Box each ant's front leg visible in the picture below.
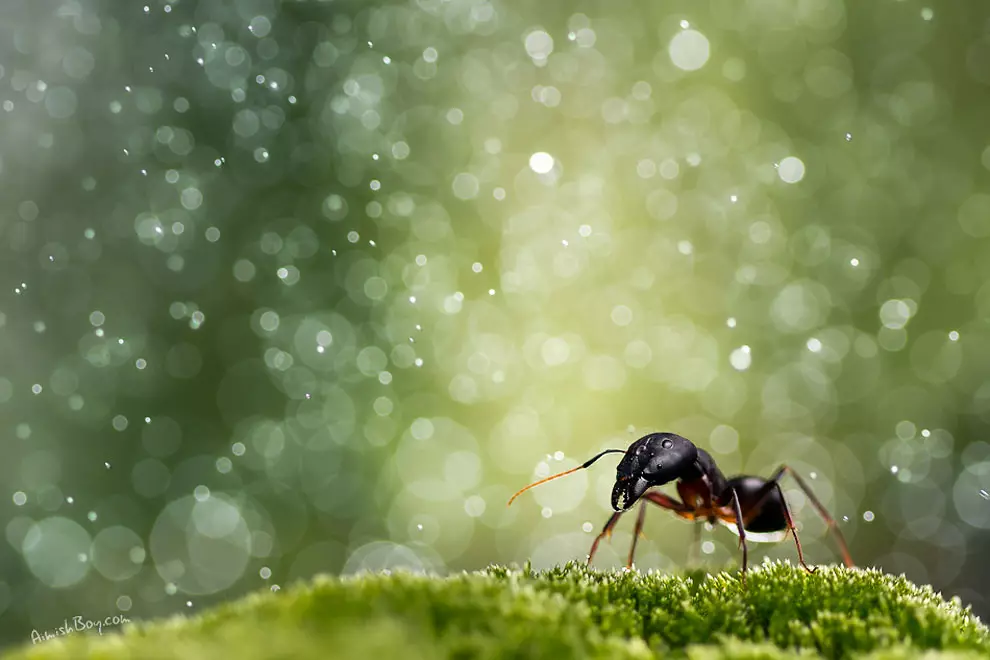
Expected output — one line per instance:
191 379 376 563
687 521 703 568
587 511 623 565
626 501 648 569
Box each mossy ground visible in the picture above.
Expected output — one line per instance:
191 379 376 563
5 561 987 660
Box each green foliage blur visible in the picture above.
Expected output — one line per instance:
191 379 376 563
2 0 990 648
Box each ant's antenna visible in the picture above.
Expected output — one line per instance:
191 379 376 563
507 449 627 507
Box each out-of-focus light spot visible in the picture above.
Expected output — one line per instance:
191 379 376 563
778 156 806 183
13 491 26 506
464 496 486 517
679 20 690 29
949 331 960 341
452 173 479 199
896 420 916 440
529 152 554 174
582 522 593 533
807 338 822 352
850 258 860 266
541 337 570 366
863 510 875 522
921 7 933 20
668 29 710 71
677 240 693 255
730 346 752 371
524 30 554 61
880 299 913 329
845 132 853 141
701 540 715 554
611 305 633 326
541 507 552 518
727 317 737 328
422 47 438 63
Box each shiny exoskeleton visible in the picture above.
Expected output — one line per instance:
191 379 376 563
508 432 854 583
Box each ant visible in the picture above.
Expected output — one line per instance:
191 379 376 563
507 432 854 583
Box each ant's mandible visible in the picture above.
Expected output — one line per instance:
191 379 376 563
507 432 854 583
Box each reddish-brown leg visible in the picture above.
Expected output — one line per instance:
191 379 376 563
587 511 623 565
730 488 748 587
626 501 648 569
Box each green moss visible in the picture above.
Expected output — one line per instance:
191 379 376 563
7 562 987 660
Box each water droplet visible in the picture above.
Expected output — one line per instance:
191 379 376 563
980 489 989 500
845 132 852 141
271 585 280 592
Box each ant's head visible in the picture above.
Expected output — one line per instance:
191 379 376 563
506 431 697 512
611 433 697 511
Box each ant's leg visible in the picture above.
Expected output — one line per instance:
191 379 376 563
730 488 748 586
751 466 854 568
587 511 623 565
688 521 702 568
774 480 816 573
641 491 690 512
641 491 694 567
626 501 648 569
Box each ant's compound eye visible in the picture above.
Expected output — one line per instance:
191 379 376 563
661 438 673 449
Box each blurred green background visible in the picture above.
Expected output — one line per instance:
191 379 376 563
3 0 990 648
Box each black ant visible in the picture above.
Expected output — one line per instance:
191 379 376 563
507 432 854 582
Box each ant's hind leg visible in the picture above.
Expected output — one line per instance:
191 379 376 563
587 511 623 565
762 465 854 568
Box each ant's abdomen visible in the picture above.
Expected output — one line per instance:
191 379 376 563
722 475 788 534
